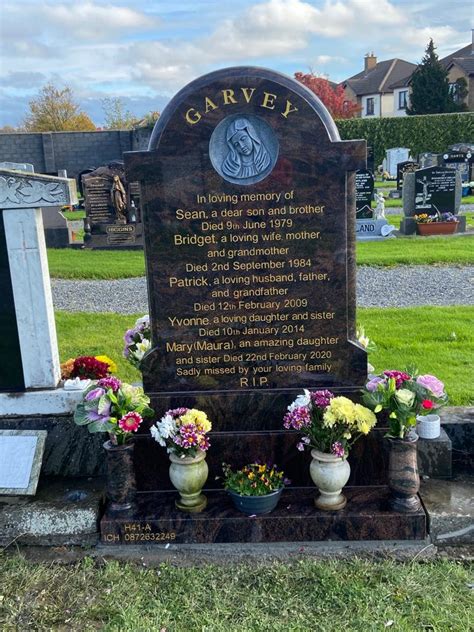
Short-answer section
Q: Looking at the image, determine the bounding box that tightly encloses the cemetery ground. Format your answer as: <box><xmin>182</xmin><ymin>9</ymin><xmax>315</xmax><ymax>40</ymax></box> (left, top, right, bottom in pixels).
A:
<box><xmin>0</xmin><ymin>555</ymin><xmax>472</xmax><ymax>630</ymax></box>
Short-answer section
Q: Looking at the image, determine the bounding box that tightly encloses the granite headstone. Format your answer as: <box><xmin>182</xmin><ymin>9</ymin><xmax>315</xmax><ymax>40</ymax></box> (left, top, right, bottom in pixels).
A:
<box><xmin>396</xmin><ymin>161</ymin><xmax>419</xmax><ymax>191</ymax></box>
<box><xmin>82</xmin><ymin>162</ymin><xmax>143</xmax><ymax>248</ymax></box>
<box><xmin>355</xmin><ymin>169</ymin><xmax>374</xmax><ymax>218</ymax></box>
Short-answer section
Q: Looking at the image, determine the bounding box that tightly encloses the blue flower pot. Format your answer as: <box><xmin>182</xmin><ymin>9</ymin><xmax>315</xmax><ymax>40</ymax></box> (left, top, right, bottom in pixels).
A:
<box><xmin>228</xmin><ymin>488</ymin><xmax>283</xmax><ymax>515</ymax></box>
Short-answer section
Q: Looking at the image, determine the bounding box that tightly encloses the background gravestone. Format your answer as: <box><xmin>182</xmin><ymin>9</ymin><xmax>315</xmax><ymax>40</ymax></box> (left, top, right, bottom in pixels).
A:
<box><xmin>396</xmin><ymin>161</ymin><xmax>419</xmax><ymax>191</ymax></box>
<box><xmin>125</xmin><ymin>66</ymin><xmax>368</xmax><ymax>490</ymax></box>
<box><xmin>442</xmin><ymin>150</ymin><xmax>473</xmax><ymax>182</ymax></box>
<box><xmin>401</xmin><ymin>166</ymin><xmax>463</xmax><ymax>234</ymax></box>
<box><xmin>418</xmin><ymin>152</ymin><xmax>440</xmax><ymax>169</ymax></box>
<box><xmin>355</xmin><ymin>169</ymin><xmax>374</xmax><ymax>218</ymax></box>
<box><xmin>82</xmin><ymin>162</ymin><xmax>143</xmax><ymax>248</ymax></box>
<box><xmin>383</xmin><ymin>147</ymin><xmax>410</xmax><ymax>178</ymax></box>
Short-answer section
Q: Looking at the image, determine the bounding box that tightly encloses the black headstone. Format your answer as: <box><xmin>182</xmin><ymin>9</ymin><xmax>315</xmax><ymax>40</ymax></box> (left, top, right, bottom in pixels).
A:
<box><xmin>82</xmin><ymin>163</ymin><xmax>143</xmax><ymax>248</ymax></box>
<box><xmin>366</xmin><ymin>146</ymin><xmax>374</xmax><ymax>173</ymax></box>
<box><xmin>442</xmin><ymin>150</ymin><xmax>472</xmax><ymax>182</ymax></box>
<box><xmin>0</xmin><ymin>211</ymin><xmax>24</xmax><ymax>391</ymax></box>
<box><xmin>397</xmin><ymin>161</ymin><xmax>419</xmax><ymax>190</ymax></box>
<box><xmin>355</xmin><ymin>169</ymin><xmax>374</xmax><ymax>218</ymax></box>
<box><xmin>126</xmin><ymin>67</ymin><xmax>367</xmax><ymax>428</ymax></box>
<box><xmin>414</xmin><ymin>166</ymin><xmax>457</xmax><ymax>214</ymax></box>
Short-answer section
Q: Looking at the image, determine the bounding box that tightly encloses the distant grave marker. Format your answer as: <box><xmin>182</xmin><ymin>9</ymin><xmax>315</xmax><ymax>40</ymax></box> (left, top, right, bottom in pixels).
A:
<box><xmin>0</xmin><ymin>430</ymin><xmax>47</xmax><ymax>495</ymax></box>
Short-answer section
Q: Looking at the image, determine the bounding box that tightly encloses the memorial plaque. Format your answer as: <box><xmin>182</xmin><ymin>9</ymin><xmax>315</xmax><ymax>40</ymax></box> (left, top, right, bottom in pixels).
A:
<box><xmin>126</xmin><ymin>66</ymin><xmax>367</xmax><ymax>433</ymax></box>
<box><xmin>396</xmin><ymin>161</ymin><xmax>419</xmax><ymax>191</ymax></box>
<box><xmin>355</xmin><ymin>169</ymin><xmax>374</xmax><ymax>218</ymax></box>
<box><xmin>414</xmin><ymin>166</ymin><xmax>457</xmax><ymax>214</ymax></box>
<box><xmin>0</xmin><ymin>430</ymin><xmax>47</xmax><ymax>495</ymax></box>
<box><xmin>106</xmin><ymin>224</ymin><xmax>136</xmax><ymax>245</ymax></box>
<box><xmin>84</xmin><ymin>176</ymin><xmax>115</xmax><ymax>225</ymax></box>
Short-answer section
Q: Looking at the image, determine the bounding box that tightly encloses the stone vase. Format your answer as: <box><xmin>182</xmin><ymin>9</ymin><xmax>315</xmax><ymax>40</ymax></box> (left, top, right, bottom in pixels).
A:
<box><xmin>103</xmin><ymin>440</ymin><xmax>136</xmax><ymax>511</ymax></box>
<box><xmin>169</xmin><ymin>450</ymin><xmax>209</xmax><ymax>513</ymax></box>
<box><xmin>387</xmin><ymin>433</ymin><xmax>421</xmax><ymax>512</ymax></box>
<box><xmin>310</xmin><ymin>449</ymin><xmax>351</xmax><ymax>511</ymax></box>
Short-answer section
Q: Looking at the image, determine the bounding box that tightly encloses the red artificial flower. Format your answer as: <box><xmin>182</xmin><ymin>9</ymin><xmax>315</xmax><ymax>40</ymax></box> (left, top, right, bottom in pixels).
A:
<box><xmin>422</xmin><ymin>399</ymin><xmax>434</xmax><ymax>410</ymax></box>
<box><xmin>118</xmin><ymin>412</ymin><xmax>143</xmax><ymax>433</ymax></box>
<box><xmin>71</xmin><ymin>356</ymin><xmax>110</xmax><ymax>379</ymax></box>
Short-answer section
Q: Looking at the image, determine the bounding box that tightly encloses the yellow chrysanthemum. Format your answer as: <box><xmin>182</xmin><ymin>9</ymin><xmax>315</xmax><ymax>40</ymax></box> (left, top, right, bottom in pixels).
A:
<box><xmin>180</xmin><ymin>409</ymin><xmax>212</xmax><ymax>431</ymax></box>
<box><xmin>95</xmin><ymin>355</ymin><xmax>117</xmax><ymax>373</ymax></box>
<box><xmin>326</xmin><ymin>397</ymin><xmax>356</xmax><ymax>424</ymax></box>
<box><xmin>60</xmin><ymin>358</ymin><xmax>75</xmax><ymax>379</ymax></box>
<box><xmin>354</xmin><ymin>404</ymin><xmax>377</xmax><ymax>434</ymax></box>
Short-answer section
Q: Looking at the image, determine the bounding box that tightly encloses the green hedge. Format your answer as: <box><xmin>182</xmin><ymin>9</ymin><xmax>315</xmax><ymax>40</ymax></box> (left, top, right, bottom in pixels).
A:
<box><xmin>336</xmin><ymin>112</ymin><xmax>474</xmax><ymax>166</ymax></box>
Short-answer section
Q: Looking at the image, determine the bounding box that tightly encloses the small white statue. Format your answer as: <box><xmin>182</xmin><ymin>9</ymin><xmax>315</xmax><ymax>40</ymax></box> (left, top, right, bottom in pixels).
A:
<box><xmin>374</xmin><ymin>192</ymin><xmax>386</xmax><ymax>219</ymax></box>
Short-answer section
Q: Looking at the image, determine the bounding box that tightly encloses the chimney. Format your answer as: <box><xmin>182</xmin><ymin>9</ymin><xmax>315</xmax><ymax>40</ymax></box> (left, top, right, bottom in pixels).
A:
<box><xmin>364</xmin><ymin>52</ymin><xmax>377</xmax><ymax>72</ymax></box>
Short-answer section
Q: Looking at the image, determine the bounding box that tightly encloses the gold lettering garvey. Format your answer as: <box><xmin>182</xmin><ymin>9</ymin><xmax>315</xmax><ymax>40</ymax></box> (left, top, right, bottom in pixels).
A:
<box><xmin>185</xmin><ymin>87</ymin><xmax>298</xmax><ymax>125</ymax></box>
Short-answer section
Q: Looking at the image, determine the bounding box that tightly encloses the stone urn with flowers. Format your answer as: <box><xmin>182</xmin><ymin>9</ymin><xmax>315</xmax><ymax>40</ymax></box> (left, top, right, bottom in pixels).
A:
<box><xmin>283</xmin><ymin>390</ymin><xmax>377</xmax><ymax>510</ymax></box>
<box><xmin>74</xmin><ymin>377</ymin><xmax>154</xmax><ymax>511</ymax></box>
<box><xmin>363</xmin><ymin>370</ymin><xmax>448</xmax><ymax>511</ymax></box>
<box><xmin>151</xmin><ymin>408</ymin><xmax>212</xmax><ymax>512</ymax></box>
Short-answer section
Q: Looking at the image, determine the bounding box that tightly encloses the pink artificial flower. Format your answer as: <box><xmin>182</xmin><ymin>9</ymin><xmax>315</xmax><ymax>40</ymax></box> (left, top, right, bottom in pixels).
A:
<box><xmin>331</xmin><ymin>442</ymin><xmax>345</xmax><ymax>458</ymax></box>
<box><xmin>283</xmin><ymin>406</ymin><xmax>311</xmax><ymax>430</ymax></box>
<box><xmin>384</xmin><ymin>370</ymin><xmax>411</xmax><ymax>389</ymax></box>
<box><xmin>417</xmin><ymin>375</ymin><xmax>445</xmax><ymax>398</ymax></box>
<box><xmin>422</xmin><ymin>399</ymin><xmax>434</xmax><ymax>410</ymax></box>
<box><xmin>118</xmin><ymin>412</ymin><xmax>143</xmax><ymax>433</ymax></box>
<box><xmin>97</xmin><ymin>376</ymin><xmax>121</xmax><ymax>391</ymax></box>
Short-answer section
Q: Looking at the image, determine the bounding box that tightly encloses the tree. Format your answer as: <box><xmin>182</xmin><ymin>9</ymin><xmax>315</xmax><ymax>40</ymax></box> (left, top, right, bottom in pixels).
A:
<box><xmin>136</xmin><ymin>111</ymin><xmax>160</xmax><ymax>128</ymax></box>
<box><xmin>406</xmin><ymin>39</ymin><xmax>456</xmax><ymax>115</ymax></box>
<box><xmin>295</xmin><ymin>72</ymin><xmax>360</xmax><ymax>119</ymax></box>
<box><xmin>23</xmin><ymin>84</ymin><xmax>96</xmax><ymax>132</ymax></box>
<box><xmin>0</xmin><ymin>125</ymin><xmax>18</xmax><ymax>133</ymax></box>
<box><xmin>102</xmin><ymin>97</ymin><xmax>139</xmax><ymax>130</ymax></box>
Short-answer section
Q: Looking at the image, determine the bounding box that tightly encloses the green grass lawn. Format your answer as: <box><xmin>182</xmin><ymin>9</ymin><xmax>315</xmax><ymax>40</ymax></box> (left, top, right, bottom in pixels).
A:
<box><xmin>56</xmin><ymin>306</ymin><xmax>474</xmax><ymax>405</ymax></box>
<box><xmin>0</xmin><ymin>556</ymin><xmax>471</xmax><ymax>631</ymax></box>
<box><xmin>47</xmin><ymin>233</ymin><xmax>474</xmax><ymax>279</ymax></box>
<box><xmin>357</xmin><ymin>235</ymin><xmax>473</xmax><ymax>266</ymax></box>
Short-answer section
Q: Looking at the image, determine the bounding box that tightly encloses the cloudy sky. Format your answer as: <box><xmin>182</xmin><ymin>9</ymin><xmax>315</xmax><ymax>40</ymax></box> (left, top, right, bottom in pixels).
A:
<box><xmin>0</xmin><ymin>0</ymin><xmax>470</xmax><ymax>127</ymax></box>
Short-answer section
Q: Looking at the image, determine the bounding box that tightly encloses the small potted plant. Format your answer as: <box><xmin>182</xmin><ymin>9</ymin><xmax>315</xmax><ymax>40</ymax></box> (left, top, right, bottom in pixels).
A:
<box><xmin>362</xmin><ymin>369</ymin><xmax>448</xmax><ymax>511</ymax></box>
<box><xmin>222</xmin><ymin>462</ymin><xmax>289</xmax><ymax>515</ymax></box>
<box><xmin>123</xmin><ymin>315</ymin><xmax>151</xmax><ymax>368</ymax></box>
<box><xmin>414</xmin><ymin>211</ymin><xmax>459</xmax><ymax>236</ymax></box>
<box><xmin>151</xmin><ymin>408</ymin><xmax>212</xmax><ymax>513</ymax></box>
<box><xmin>74</xmin><ymin>377</ymin><xmax>154</xmax><ymax>510</ymax></box>
<box><xmin>283</xmin><ymin>390</ymin><xmax>377</xmax><ymax>510</ymax></box>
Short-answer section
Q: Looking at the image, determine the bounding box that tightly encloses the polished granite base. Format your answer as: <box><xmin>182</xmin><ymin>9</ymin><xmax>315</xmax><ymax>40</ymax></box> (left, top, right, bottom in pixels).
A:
<box><xmin>100</xmin><ymin>486</ymin><xmax>426</xmax><ymax>545</ymax></box>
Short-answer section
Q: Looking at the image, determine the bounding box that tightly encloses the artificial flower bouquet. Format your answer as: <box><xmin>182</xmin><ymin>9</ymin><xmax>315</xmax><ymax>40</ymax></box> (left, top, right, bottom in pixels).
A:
<box><xmin>151</xmin><ymin>408</ymin><xmax>211</xmax><ymax>457</ymax></box>
<box><xmin>283</xmin><ymin>389</ymin><xmax>377</xmax><ymax>458</ymax></box>
<box><xmin>362</xmin><ymin>369</ymin><xmax>448</xmax><ymax>439</ymax></box>
<box><xmin>74</xmin><ymin>377</ymin><xmax>154</xmax><ymax>445</ymax></box>
<box><xmin>123</xmin><ymin>315</ymin><xmax>151</xmax><ymax>368</ymax></box>
<box><xmin>222</xmin><ymin>462</ymin><xmax>289</xmax><ymax>496</ymax></box>
<box><xmin>61</xmin><ymin>355</ymin><xmax>117</xmax><ymax>380</ymax></box>
<box><xmin>414</xmin><ymin>211</ymin><xmax>458</xmax><ymax>224</ymax></box>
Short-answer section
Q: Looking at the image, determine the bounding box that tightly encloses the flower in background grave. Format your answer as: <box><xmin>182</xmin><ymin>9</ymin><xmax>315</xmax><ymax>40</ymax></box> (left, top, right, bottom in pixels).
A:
<box><xmin>95</xmin><ymin>355</ymin><xmax>117</xmax><ymax>373</ymax></box>
<box><xmin>71</xmin><ymin>356</ymin><xmax>111</xmax><ymax>380</ymax></box>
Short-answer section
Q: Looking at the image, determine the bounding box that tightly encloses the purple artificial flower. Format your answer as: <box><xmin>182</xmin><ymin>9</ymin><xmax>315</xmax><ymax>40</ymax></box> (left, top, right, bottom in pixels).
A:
<box><xmin>124</xmin><ymin>329</ymin><xmax>136</xmax><ymax>345</ymax></box>
<box><xmin>331</xmin><ymin>441</ymin><xmax>345</xmax><ymax>458</ymax></box>
<box><xmin>97</xmin><ymin>376</ymin><xmax>121</xmax><ymax>391</ymax></box>
<box><xmin>296</xmin><ymin>442</ymin><xmax>305</xmax><ymax>451</ymax></box>
<box><xmin>366</xmin><ymin>376</ymin><xmax>385</xmax><ymax>392</ymax></box>
<box><xmin>283</xmin><ymin>406</ymin><xmax>311</xmax><ymax>430</ymax></box>
<box><xmin>168</xmin><ymin>407</ymin><xmax>189</xmax><ymax>418</ymax></box>
<box><xmin>310</xmin><ymin>390</ymin><xmax>334</xmax><ymax>408</ymax></box>
<box><xmin>85</xmin><ymin>387</ymin><xmax>105</xmax><ymax>401</ymax></box>
<box><xmin>416</xmin><ymin>374</ymin><xmax>445</xmax><ymax>398</ymax></box>
<box><xmin>86</xmin><ymin>409</ymin><xmax>110</xmax><ymax>423</ymax></box>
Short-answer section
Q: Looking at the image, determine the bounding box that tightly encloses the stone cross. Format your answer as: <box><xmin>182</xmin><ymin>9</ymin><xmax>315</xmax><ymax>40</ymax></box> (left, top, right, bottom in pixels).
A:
<box><xmin>0</xmin><ymin>168</ymin><xmax>77</xmax><ymax>390</ymax></box>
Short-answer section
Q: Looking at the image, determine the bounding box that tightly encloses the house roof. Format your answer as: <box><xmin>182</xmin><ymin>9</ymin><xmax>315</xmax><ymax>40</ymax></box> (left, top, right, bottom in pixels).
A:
<box><xmin>440</xmin><ymin>44</ymin><xmax>472</xmax><ymax>68</ymax></box>
<box><xmin>343</xmin><ymin>59</ymin><xmax>417</xmax><ymax>96</ymax></box>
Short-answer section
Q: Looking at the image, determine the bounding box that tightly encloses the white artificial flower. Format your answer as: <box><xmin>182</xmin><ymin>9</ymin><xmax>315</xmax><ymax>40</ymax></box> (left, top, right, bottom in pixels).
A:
<box><xmin>135</xmin><ymin>314</ymin><xmax>150</xmax><ymax>327</ymax></box>
<box><xmin>395</xmin><ymin>388</ymin><xmax>415</xmax><ymax>407</ymax></box>
<box><xmin>288</xmin><ymin>390</ymin><xmax>311</xmax><ymax>412</ymax></box>
<box><xmin>157</xmin><ymin>414</ymin><xmax>178</xmax><ymax>440</ymax></box>
<box><xmin>134</xmin><ymin>339</ymin><xmax>151</xmax><ymax>361</ymax></box>
<box><xmin>150</xmin><ymin>424</ymin><xmax>166</xmax><ymax>447</ymax></box>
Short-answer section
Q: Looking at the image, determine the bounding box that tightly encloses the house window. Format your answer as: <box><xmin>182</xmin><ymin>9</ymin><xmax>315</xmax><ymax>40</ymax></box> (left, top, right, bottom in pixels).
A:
<box><xmin>366</xmin><ymin>97</ymin><xmax>375</xmax><ymax>115</ymax></box>
<box><xmin>449</xmin><ymin>82</ymin><xmax>462</xmax><ymax>103</ymax></box>
<box><xmin>398</xmin><ymin>90</ymin><xmax>408</xmax><ymax>109</ymax></box>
